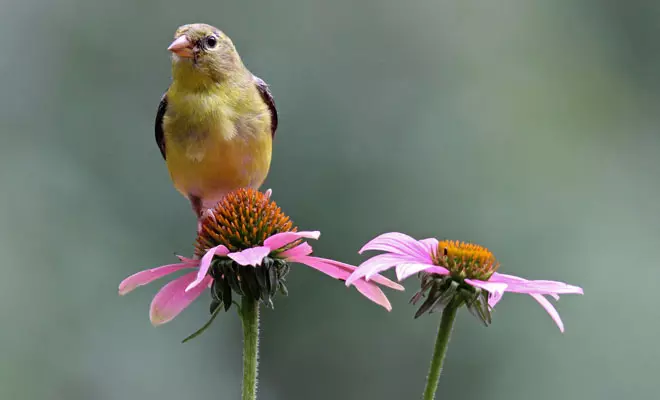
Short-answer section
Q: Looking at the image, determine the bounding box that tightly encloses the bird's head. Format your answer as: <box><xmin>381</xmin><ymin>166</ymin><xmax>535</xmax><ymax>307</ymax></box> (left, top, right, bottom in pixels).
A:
<box><xmin>168</xmin><ymin>23</ymin><xmax>243</xmax><ymax>85</ymax></box>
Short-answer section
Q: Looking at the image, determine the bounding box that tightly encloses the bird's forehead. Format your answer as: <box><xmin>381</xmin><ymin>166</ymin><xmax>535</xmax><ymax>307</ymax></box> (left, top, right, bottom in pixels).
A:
<box><xmin>174</xmin><ymin>23</ymin><xmax>221</xmax><ymax>39</ymax></box>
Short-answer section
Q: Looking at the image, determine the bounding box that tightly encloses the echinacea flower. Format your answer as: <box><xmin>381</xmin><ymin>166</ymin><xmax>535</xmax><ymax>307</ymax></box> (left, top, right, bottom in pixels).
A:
<box><xmin>346</xmin><ymin>232</ymin><xmax>583</xmax><ymax>400</ymax></box>
<box><xmin>119</xmin><ymin>189</ymin><xmax>403</xmax><ymax>328</ymax></box>
<box><xmin>346</xmin><ymin>232</ymin><xmax>583</xmax><ymax>331</ymax></box>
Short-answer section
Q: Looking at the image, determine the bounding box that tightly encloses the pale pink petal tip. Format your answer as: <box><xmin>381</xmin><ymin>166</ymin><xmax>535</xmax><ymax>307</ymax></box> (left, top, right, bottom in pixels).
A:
<box><xmin>264</xmin><ymin>188</ymin><xmax>272</xmax><ymax>198</ymax></box>
<box><xmin>263</xmin><ymin>230</ymin><xmax>321</xmax><ymax>250</ymax></box>
<box><xmin>530</xmin><ymin>294</ymin><xmax>565</xmax><ymax>332</ymax></box>
<box><xmin>227</xmin><ymin>246</ymin><xmax>271</xmax><ymax>266</ymax></box>
<box><xmin>118</xmin><ymin>263</ymin><xmax>193</xmax><ymax>295</ymax></box>
<box><xmin>354</xmin><ymin>281</ymin><xmax>393</xmax><ymax>311</ymax></box>
<box><xmin>279</xmin><ymin>242</ymin><xmax>314</xmax><ymax>258</ymax></box>
<box><xmin>150</xmin><ymin>272</ymin><xmax>211</xmax><ymax>326</ymax></box>
<box><xmin>176</xmin><ymin>255</ymin><xmax>198</xmax><ymax>264</ymax></box>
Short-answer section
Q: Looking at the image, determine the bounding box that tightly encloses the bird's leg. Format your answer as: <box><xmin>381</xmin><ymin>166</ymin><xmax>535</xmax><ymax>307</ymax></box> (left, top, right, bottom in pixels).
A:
<box><xmin>189</xmin><ymin>195</ymin><xmax>205</xmax><ymax>234</ymax></box>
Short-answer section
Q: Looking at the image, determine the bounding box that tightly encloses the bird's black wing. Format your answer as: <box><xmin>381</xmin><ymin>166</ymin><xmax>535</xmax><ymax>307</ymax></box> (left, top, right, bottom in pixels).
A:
<box><xmin>254</xmin><ymin>76</ymin><xmax>278</xmax><ymax>138</ymax></box>
<box><xmin>155</xmin><ymin>93</ymin><xmax>168</xmax><ymax>160</ymax></box>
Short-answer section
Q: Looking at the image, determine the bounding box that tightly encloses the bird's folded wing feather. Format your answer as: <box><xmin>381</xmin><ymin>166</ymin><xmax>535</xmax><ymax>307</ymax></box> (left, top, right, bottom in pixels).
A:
<box><xmin>155</xmin><ymin>93</ymin><xmax>168</xmax><ymax>160</ymax></box>
<box><xmin>253</xmin><ymin>76</ymin><xmax>278</xmax><ymax>138</ymax></box>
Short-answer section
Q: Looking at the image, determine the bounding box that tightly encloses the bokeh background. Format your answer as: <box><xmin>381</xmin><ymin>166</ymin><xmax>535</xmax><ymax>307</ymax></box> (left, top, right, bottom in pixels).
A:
<box><xmin>2</xmin><ymin>0</ymin><xmax>659</xmax><ymax>399</ymax></box>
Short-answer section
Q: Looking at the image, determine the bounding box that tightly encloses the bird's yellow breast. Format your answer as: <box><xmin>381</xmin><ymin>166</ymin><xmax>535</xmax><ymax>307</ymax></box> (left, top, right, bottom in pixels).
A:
<box><xmin>163</xmin><ymin>86</ymin><xmax>272</xmax><ymax>208</ymax></box>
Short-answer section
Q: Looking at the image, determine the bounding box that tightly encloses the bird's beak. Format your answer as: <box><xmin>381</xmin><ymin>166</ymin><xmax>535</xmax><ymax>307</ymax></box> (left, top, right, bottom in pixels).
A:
<box><xmin>168</xmin><ymin>36</ymin><xmax>194</xmax><ymax>58</ymax></box>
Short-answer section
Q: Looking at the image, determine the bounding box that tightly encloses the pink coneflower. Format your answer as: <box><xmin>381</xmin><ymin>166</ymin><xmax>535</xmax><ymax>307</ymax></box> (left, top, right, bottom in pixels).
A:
<box><xmin>346</xmin><ymin>232</ymin><xmax>582</xmax><ymax>331</ymax></box>
<box><xmin>119</xmin><ymin>189</ymin><xmax>403</xmax><ymax>328</ymax></box>
<box><xmin>346</xmin><ymin>232</ymin><xmax>583</xmax><ymax>400</ymax></box>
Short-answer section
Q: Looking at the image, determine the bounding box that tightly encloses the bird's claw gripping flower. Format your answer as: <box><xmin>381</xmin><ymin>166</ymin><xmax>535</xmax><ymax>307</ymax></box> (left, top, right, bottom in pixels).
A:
<box><xmin>346</xmin><ymin>232</ymin><xmax>583</xmax><ymax>332</ymax></box>
<box><xmin>119</xmin><ymin>189</ymin><xmax>403</xmax><ymax>335</ymax></box>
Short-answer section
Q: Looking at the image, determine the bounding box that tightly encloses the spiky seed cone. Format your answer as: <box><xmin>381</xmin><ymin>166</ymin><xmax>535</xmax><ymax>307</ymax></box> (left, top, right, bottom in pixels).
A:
<box><xmin>431</xmin><ymin>240</ymin><xmax>499</xmax><ymax>281</ymax></box>
<box><xmin>195</xmin><ymin>188</ymin><xmax>297</xmax><ymax>257</ymax></box>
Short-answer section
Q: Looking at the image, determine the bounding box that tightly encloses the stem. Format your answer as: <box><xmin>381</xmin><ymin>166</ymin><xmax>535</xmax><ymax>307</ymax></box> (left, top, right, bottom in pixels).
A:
<box><xmin>240</xmin><ymin>296</ymin><xmax>260</xmax><ymax>400</ymax></box>
<box><xmin>422</xmin><ymin>303</ymin><xmax>458</xmax><ymax>400</ymax></box>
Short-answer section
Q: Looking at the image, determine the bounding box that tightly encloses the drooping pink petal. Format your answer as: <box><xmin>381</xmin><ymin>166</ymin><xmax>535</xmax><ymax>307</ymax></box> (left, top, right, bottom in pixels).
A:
<box><xmin>263</xmin><ymin>231</ymin><xmax>321</xmax><ymax>250</ymax></box>
<box><xmin>488</xmin><ymin>289</ymin><xmax>504</xmax><ymax>308</ymax></box>
<box><xmin>299</xmin><ymin>255</ymin><xmax>404</xmax><ymax>291</ymax></box>
<box><xmin>395</xmin><ymin>262</ymin><xmax>441</xmax><ymax>281</ymax></box>
<box><xmin>227</xmin><ymin>246</ymin><xmax>271</xmax><ymax>267</ymax></box>
<box><xmin>529</xmin><ymin>293</ymin><xmax>565</xmax><ymax>332</ymax></box>
<box><xmin>119</xmin><ymin>263</ymin><xmax>195</xmax><ymax>295</ymax></box>
<box><xmin>289</xmin><ymin>255</ymin><xmax>398</xmax><ymax>310</ymax></box>
<box><xmin>150</xmin><ymin>272</ymin><xmax>212</xmax><ymax>326</ymax></box>
<box><xmin>466</xmin><ymin>279</ymin><xmax>508</xmax><ymax>308</ymax></box>
<box><xmin>279</xmin><ymin>242</ymin><xmax>314</xmax><ymax>258</ymax></box>
<box><xmin>288</xmin><ymin>255</ymin><xmax>351</xmax><ymax>280</ymax></box>
<box><xmin>504</xmin><ymin>281</ymin><xmax>583</xmax><ymax>295</ymax></box>
<box><xmin>465</xmin><ymin>279</ymin><xmax>508</xmax><ymax>297</ymax></box>
<box><xmin>346</xmin><ymin>253</ymin><xmax>423</xmax><ymax>287</ymax></box>
<box><xmin>358</xmin><ymin>232</ymin><xmax>431</xmax><ymax>261</ymax></box>
<box><xmin>353</xmin><ymin>280</ymin><xmax>393</xmax><ymax>311</ymax></box>
<box><xmin>489</xmin><ymin>273</ymin><xmax>583</xmax><ymax>295</ymax></box>
<box><xmin>186</xmin><ymin>245</ymin><xmax>230</xmax><ymax>292</ymax></box>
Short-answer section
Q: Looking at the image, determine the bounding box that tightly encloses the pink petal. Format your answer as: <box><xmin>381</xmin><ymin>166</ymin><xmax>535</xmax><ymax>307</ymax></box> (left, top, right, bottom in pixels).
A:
<box><xmin>353</xmin><ymin>280</ymin><xmax>393</xmax><ymax>311</ymax></box>
<box><xmin>119</xmin><ymin>263</ymin><xmax>195</xmax><ymax>295</ymax></box>
<box><xmin>298</xmin><ymin>256</ymin><xmax>404</xmax><ymax>291</ymax></box>
<box><xmin>466</xmin><ymin>278</ymin><xmax>506</xmax><ymax>308</ymax></box>
<box><xmin>176</xmin><ymin>255</ymin><xmax>198</xmax><ymax>264</ymax></box>
<box><xmin>505</xmin><ymin>281</ymin><xmax>583</xmax><ymax>295</ymax></box>
<box><xmin>490</xmin><ymin>273</ymin><xmax>583</xmax><ymax>295</ymax></box>
<box><xmin>419</xmin><ymin>238</ymin><xmax>439</xmax><ymax>254</ymax></box>
<box><xmin>425</xmin><ymin>266</ymin><xmax>451</xmax><ymax>276</ymax></box>
<box><xmin>288</xmin><ymin>255</ymin><xmax>351</xmax><ymax>280</ymax></box>
<box><xmin>530</xmin><ymin>294</ymin><xmax>565</xmax><ymax>332</ymax></box>
<box><xmin>465</xmin><ymin>279</ymin><xmax>508</xmax><ymax>297</ymax></box>
<box><xmin>227</xmin><ymin>246</ymin><xmax>272</xmax><ymax>266</ymax></box>
<box><xmin>279</xmin><ymin>242</ymin><xmax>314</xmax><ymax>258</ymax></box>
<box><xmin>488</xmin><ymin>289</ymin><xmax>504</xmax><ymax>308</ymax></box>
<box><xmin>489</xmin><ymin>272</ymin><xmax>526</xmax><ymax>282</ymax></box>
<box><xmin>263</xmin><ymin>231</ymin><xmax>321</xmax><ymax>250</ymax></box>
<box><xmin>186</xmin><ymin>245</ymin><xmax>230</xmax><ymax>292</ymax></box>
<box><xmin>150</xmin><ymin>272</ymin><xmax>212</xmax><ymax>326</ymax></box>
<box><xmin>395</xmin><ymin>262</ymin><xmax>442</xmax><ymax>281</ymax></box>
<box><xmin>289</xmin><ymin>255</ymin><xmax>397</xmax><ymax>310</ymax></box>
<box><xmin>346</xmin><ymin>253</ymin><xmax>423</xmax><ymax>287</ymax></box>
<box><xmin>358</xmin><ymin>232</ymin><xmax>432</xmax><ymax>261</ymax></box>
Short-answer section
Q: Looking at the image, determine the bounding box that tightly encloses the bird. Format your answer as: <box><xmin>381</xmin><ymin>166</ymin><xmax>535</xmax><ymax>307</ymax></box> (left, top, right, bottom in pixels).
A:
<box><xmin>155</xmin><ymin>23</ymin><xmax>277</xmax><ymax>230</ymax></box>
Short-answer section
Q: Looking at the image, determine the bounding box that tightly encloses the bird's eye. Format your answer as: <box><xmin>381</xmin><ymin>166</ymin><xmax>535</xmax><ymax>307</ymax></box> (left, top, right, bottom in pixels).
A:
<box><xmin>205</xmin><ymin>35</ymin><xmax>218</xmax><ymax>49</ymax></box>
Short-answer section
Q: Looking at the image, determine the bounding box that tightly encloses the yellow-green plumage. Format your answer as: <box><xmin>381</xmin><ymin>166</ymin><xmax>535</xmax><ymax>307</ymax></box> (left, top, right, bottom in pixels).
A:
<box><xmin>157</xmin><ymin>23</ymin><xmax>276</xmax><ymax>219</ymax></box>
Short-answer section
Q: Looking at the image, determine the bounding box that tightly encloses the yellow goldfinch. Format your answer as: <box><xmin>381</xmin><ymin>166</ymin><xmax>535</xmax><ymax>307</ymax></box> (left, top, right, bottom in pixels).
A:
<box><xmin>156</xmin><ymin>23</ymin><xmax>277</xmax><ymax>228</ymax></box>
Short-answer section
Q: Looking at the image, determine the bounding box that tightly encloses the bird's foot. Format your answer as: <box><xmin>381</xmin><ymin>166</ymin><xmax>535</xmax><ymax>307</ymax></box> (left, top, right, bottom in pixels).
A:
<box><xmin>196</xmin><ymin>208</ymin><xmax>217</xmax><ymax>234</ymax></box>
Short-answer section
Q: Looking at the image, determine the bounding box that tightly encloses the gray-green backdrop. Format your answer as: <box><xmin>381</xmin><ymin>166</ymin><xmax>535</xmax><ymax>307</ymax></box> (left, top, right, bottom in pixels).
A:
<box><xmin>2</xmin><ymin>0</ymin><xmax>658</xmax><ymax>399</ymax></box>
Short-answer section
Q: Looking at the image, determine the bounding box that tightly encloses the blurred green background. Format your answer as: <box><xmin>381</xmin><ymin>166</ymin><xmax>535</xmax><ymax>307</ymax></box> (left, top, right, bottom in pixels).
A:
<box><xmin>2</xmin><ymin>0</ymin><xmax>658</xmax><ymax>399</ymax></box>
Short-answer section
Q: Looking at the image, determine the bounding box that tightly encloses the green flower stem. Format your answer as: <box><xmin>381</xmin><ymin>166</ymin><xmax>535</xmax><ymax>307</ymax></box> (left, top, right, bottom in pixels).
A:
<box><xmin>240</xmin><ymin>296</ymin><xmax>260</xmax><ymax>400</ymax></box>
<box><xmin>422</xmin><ymin>302</ymin><xmax>458</xmax><ymax>400</ymax></box>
